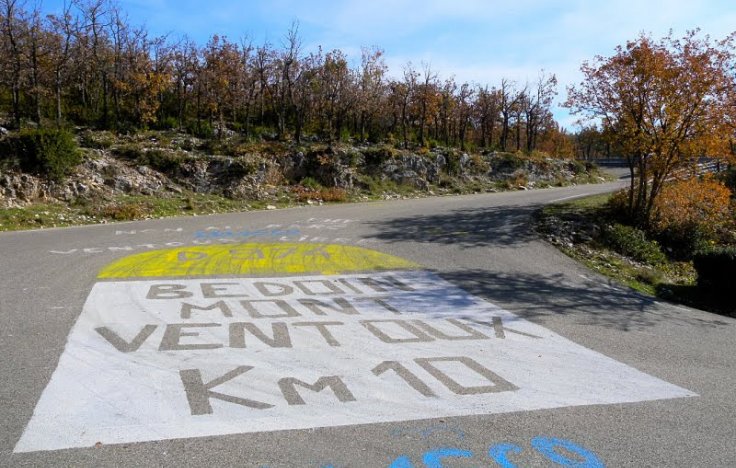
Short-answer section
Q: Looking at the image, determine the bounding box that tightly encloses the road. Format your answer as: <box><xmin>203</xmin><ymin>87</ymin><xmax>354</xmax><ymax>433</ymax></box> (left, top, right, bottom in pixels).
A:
<box><xmin>1</xmin><ymin>178</ymin><xmax>734</xmax><ymax>467</ymax></box>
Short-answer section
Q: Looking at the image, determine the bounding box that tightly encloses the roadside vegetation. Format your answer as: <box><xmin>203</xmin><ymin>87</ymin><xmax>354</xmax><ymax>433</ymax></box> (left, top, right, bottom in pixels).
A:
<box><xmin>537</xmin><ymin>168</ymin><xmax>735</xmax><ymax>317</ymax></box>
<box><xmin>538</xmin><ymin>30</ymin><xmax>736</xmax><ymax>317</ymax></box>
<box><xmin>0</xmin><ymin>126</ymin><xmax>609</xmax><ymax>231</ymax></box>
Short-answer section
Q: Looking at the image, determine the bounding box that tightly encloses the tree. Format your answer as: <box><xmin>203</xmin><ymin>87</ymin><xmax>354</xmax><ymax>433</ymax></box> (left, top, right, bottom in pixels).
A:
<box><xmin>499</xmin><ymin>79</ymin><xmax>521</xmax><ymax>151</ymax></box>
<box><xmin>566</xmin><ymin>31</ymin><xmax>736</xmax><ymax>223</ymax></box>
<box><xmin>356</xmin><ymin>46</ymin><xmax>386</xmax><ymax>142</ymax></box>
<box><xmin>475</xmin><ymin>84</ymin><xmax>499</xmax><ymax>149</ymax></box>
<box><xmin>47</xmin><ymin>1</ymin><xmax>79</xmax><ymax>126</ymax></box>
<box><xmin>1</xmin><ymin>0</ymin><xmax>26</xmax><ymax>127</ymax></box>
<box><xmin>524</xmin><ymin>71</ymin><xmax>557</xmax><ymax>152</ymax></box>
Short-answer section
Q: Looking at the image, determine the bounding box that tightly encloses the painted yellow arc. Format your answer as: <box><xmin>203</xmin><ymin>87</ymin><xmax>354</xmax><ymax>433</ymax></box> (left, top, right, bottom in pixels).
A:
<box><xmin>97</xmin><ymin>243</ymin><xmax>419</xmax><ymax>279</ymax></box>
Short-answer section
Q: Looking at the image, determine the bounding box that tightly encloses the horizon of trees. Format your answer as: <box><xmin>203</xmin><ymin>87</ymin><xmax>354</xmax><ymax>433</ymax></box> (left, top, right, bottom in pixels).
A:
<box><xmin>0</xmin><ymin>0</ymin><xmax>579</xmax><ymax>155</ymax></box>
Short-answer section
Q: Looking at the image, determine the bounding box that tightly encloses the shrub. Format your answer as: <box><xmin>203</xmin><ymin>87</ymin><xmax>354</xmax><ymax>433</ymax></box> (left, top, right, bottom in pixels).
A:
<box><xmin>445</xmin><ymin>150</ymin><xmax>461</xmax><ymax>175</ymax></box>
<box><xmin>693</xmin><ymin>246</ymin><xmax>736</xmax><ymax>291</ymax></box>
<box><xmin>651</xmin><ymin>178</ymin><xmax>733</xmax><ymax>258</ymax></box>
<box><xmin>606</xmin><ymin>189</ymin><xmax>631</xmax><ymax>219</ymax></box>
<box><xmin>603</xmin><ymin>223</ymin><xmax>667</xmax><ymax>265</ymax></box>
<box><xmin>569</xmin><ymin>160</ymin><xmax>588</xmax><ymax>175</ymax></box>
<box><xmin>492</xmin><ymin>153</ymin><xmax>525</xmax><ymax>173</ymax></box>
<box><xmin>2</xmin><ymin>128</ymin><xmax>81</xmax><ymax>181</ymax></box>
<box><xmin>112</xmin><ymin>144</ymin><xmax>144</xmax><ymax>160</ymax></box>
<box><xmin>362</xmin><ymin>145</ymin><xmax>396</xmax><ymax>166</ymax></box>
<box><xmin>185</xmin><ymin>120</ymin><xmax>214</xmax><ymax>139</ymax></box>
<box><xmin>300</xmin><ymin>177</ymin><xmax>321</xmax><ymax>190</ymax></box>
<box><xmin>79</xmin><ymin>130</ymin><xmax>114</xmax><ymax>149</ymax></box>
<box><xmin>319</xmin><ymin>187</ymin><xmax>348</xmax><ymax>202</ymax></box>
<box><xmin>468</xmin><ymin>153</ymin><xmax>490</xmax><ymax>173</ymax></box>
<box><xmin>158</xmin><ymin>116</ymin><xmax>179</xmax><ymax>130</ymax></box>
<box><xmin>100</xmin><ymin>202</ymin><xmax>147</xmax><ymax>220</ymax></box>
<box><xmin>227</xmin><ymin>157</ymin><xmax>259</xmax><ymax>177</ymax></box>
<box><xmin>137</xmin><ymin>149</ymin><xmax>183</xmax><ymax>174</ymax></box>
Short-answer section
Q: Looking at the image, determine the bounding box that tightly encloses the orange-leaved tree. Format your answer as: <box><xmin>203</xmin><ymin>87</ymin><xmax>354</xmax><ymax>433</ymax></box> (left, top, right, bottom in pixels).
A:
<box><xmin>565</xmin><ymin>30</ymin><xmax>736</xmax><ymax>224</ymax></box>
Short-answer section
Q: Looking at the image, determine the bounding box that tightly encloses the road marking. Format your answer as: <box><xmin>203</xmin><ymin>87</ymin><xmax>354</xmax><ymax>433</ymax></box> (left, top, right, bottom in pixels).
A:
<box><xmin>549</xmin><ymin>193</ymin><xmax>592</xmax><ymax>203</ymax></box>
<box><xmin>15</xmin><ymin>244</ymin><xmax>696</xmax><ymax>452</ymax></box>
<box><xmin>97</xmin><ymin>243</ymin><xmax>418</xmax><ymax>278</ymax></box>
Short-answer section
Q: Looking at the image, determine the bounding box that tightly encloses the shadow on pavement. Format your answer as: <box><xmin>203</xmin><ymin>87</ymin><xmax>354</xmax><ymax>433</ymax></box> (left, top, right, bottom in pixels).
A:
<box><xmin>438</xmin><ymin>269</ymin><xmax>732</xmax><ymax>332</ymax></box>
<box><xmin>369</xmin><ymin>205</ymin><xmax>539</xmax><ymax>248</ymax></box>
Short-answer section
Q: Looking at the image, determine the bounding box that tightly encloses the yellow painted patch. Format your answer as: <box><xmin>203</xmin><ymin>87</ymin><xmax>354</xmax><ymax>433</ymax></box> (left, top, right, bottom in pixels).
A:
<box><xmin>98</xmin><ymin>243</ymin><xmax>419</xmax><ymax>279</ymax></box>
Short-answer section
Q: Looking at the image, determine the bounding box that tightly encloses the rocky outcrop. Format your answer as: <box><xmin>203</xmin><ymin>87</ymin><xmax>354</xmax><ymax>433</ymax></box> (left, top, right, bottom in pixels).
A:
<box><xmin>0</xmin><ymin>134</ymin><xmax>604</xmax><ymax>208</ymax></box>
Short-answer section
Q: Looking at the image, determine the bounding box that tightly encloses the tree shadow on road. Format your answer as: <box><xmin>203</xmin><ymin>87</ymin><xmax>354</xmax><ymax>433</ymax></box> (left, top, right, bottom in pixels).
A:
<box><xmin>437</xmin><ymin>269</ymin><xmax>732</xmax><ymax>332</ymax></box>
<box><xmin>368</xmin><ymin>205</ymin><xmax>540</xmax><ymax>248</ymax></box>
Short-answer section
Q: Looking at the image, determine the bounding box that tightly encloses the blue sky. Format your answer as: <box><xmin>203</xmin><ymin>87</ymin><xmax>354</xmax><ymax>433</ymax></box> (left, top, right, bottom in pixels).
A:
<box><xmin>42</xmin><ymin>0</ymin><xmax>736</xmax><ymax>129</ymax></box>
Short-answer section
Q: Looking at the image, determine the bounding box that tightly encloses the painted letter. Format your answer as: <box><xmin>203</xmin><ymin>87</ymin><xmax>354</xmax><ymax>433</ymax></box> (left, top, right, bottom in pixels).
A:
<box><xmin>489</xmin><ymin>443</ymin><xmax>522</xmax><ymax>468</ymax></box>
<box><xmin>159</xmin><ymin>323</ymin><xmax>223</xmax><ymax>351</ymax></box>
<box><xmin>415</xmin><ymin>357</ymin><xmax>518</xmax><ymax>395</ymax></box>
<box><xmin>229</xmin><ymin>322</ymin><xmax>292</xmax><ymax>348</ymax></box>
<box><xmin>180</xmin><ymin>301</ymin><xmax>233</xmax><ymax>319</ymax></box>
<box><xmin>278</xmin><ymin>376</ymin><xmax>356</xmax><ymax>405</ymax></box>
<box><xmin>179</xmin><ymin>366</ymin><xmax>273</xmax><ymax>415</ymax></box>
<box><xmin>95</xmin><ymin>325</ymin><xmax>157</xmax><ymax>353</ymax></box>
<box><xmin>147</xmin><ymin>284</ymin><xmax>193</xmax><ymax>300</ymax></box>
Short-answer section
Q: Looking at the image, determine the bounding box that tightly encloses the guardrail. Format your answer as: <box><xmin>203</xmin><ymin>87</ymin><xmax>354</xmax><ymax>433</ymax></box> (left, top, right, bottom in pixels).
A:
<box><xmin>581</xmin><ymin>157</ymin><xmax>729</xmax><ymax>175</ymax></box>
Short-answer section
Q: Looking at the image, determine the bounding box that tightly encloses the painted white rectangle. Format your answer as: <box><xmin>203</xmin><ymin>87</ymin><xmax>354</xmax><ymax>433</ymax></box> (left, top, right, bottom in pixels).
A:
<box><xmin>15</xmin><ymin>271</ymin><xmax>696</xmax><ymax>452</ymax></box>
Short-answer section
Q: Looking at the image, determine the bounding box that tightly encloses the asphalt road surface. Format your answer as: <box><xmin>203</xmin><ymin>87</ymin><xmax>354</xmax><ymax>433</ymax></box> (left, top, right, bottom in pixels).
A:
<box><xmin>1</xmin><ymin>178</ymin><xmax>734</xmax><ymax>467</ymax></box>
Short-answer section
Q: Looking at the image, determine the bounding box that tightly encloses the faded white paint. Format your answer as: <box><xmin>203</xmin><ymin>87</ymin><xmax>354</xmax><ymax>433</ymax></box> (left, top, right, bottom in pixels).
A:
<box><xmin>15</xmin><ymin>271</ymin><xmax>695</xmax><ymax>452</ymax></box>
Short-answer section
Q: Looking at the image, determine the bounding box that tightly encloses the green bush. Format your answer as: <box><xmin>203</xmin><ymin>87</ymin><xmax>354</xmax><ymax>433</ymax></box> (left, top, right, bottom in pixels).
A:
<box><xmin>79</xmin><ymin>130</ymin><xmax>114</xmax><ymax>149</ymax></box>
<box><xmin>300</xmin><ymin>176</ymin><xmax>322</xmax><ymax>190</ymax></box>
<box><xmin>445</xmin><ymin>150</ymin><xmax>461</xmax><ymax>175</ymax></box>
<box><xmin>569</xmin><ymin>160</ymin><xmax>588</xmax><ymax>175</ymax></box>
<box><xmin>603</xmin><ymin>223</ymin><xmax>667</xmax><ymax>265</ymax></box>
<box><xmin>227</xmin><ymin>157</ymin><xmax>259</xmax><ymax>177</ymax></box>
<box><xmin>492</xmin><ymin>153</ymin><xmax>525</xmax><ymax>173</ymax></box>
<box><xmin>185</xmin><ymin>120</ymin><xmax>214</xmax><ymax>139</ymax></box>
<box><xmin>112</xmin><ymin>144</ymin><xmax>144</xmax><ymax>160</ymax></box>
<box><xmin>137</xmin><ymin>149</ymin><xmax>183</xmax><ymax>174</ymax></box>
<box><xmin>1</xmin><ymin>129</ymin><xmax>81</xmax><ymax>181</ymax></box>
<box><xmin>157</xmin><ymin>116</ymin><xmax>179</xmax><ymax>130</ymax></box>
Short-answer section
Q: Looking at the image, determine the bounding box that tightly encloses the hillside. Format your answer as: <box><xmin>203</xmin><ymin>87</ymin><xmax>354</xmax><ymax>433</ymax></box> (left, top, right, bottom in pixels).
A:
<box><xmin>0</xmin><ymin>128</ymin><xmax>607</xmax><ymax>230</ymax></box>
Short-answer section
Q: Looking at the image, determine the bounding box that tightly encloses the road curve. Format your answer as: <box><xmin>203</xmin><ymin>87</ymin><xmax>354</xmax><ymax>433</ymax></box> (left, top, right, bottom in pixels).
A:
<box><xmin>1</xmin><ymin>179</ymin><xmax>734</xmax><ymax>467</ymax></box>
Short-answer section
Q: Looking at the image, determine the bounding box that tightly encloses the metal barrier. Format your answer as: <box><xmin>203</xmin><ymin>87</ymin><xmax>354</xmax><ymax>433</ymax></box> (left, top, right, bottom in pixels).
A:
<box><xmin>580</xmin><ymin>157</ymin><xmax>728</xmax><ymax>175</ymax></box>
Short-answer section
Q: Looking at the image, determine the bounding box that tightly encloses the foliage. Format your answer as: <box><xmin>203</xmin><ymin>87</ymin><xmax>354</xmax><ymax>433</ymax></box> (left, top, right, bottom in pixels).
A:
<box><xmin>568</xmin><ymin>160</ymin><xmax>588</xmax><ymax>175</ymax></box>
<box><xmin>79</xmin><ymin>130</ymin><xmax>114</xmax><ymax>149</ymax></box>
<box><xmin>650</xmin><ymin>178</ymin><xmax>733</xmax><ymax>258</ymax></box>
<box><xmin>693</xmin><ymin>246</ymin><xmax>736</xmax><ymax>291</ymax></box>
<box><xmin>719</xmin><ymin>166</ymin><xmax>736</xmax><ymax>193</ymax></box>
<box><xmin>112</xmin><ymin>144</ymin><xmax>144</xmax><ymax>160</ymax></box>
<box><xmin>362</xmin><ymin>145</ymin><xmax>396</xmax><ymax>167</ymax></box>
<box><xmin>136</xmin><ymin>149</ymin><xmax>186</xmax><ymax>174</ymax></box>
<box><xmin>291</xmin><ymin>185</ymin><xmax>348</xmax><ymax>203</ymax></box>
<box><xmin>0</xmin><ymin>0</ymin><xmax>568</xmax><ymax>159</ymax></box>
<box><xmin>602</xmin><ymin>223</ymin><xmax>667</xmax><ymax>265</ymax></box>
<box><xmin>185</xmin><ymin>121</ymin><xmax>214</xmax><ymax>139</ymax></box>
<box><xmin>1</xmin><ymin>129</ymin><xmax>81</xmax><ymax>181</ymax></box>
<box><xmin>468</xmin><ymin>153</ymin><xmax>490</xmax><ymax>173</ymax></box>
<box><xmin>566</xmin><ymin>30</ymin><xmax>736</xmax><ymax>223</ymax></box>
<box><xmin>491</xmin><ymin>153</ymin><xmax>526</xmax><ymax>173</ymax></box>
<box><xmin>299</xmin><ymin>177</ymin><xmax>321</xmax><ymax>190</ymax></box>
<box><xmin>444</xmin><ymin>150</ymin><xmax>461</xmax><ymax>175</ymax></box>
